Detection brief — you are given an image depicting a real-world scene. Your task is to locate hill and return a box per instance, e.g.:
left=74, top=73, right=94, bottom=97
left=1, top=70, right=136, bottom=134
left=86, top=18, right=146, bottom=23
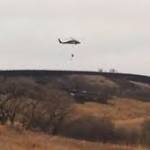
left=0, top=70, right=149, bottom=149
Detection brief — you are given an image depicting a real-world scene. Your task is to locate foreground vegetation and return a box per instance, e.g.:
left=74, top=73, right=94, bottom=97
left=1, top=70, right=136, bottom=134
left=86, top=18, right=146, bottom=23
left=0, top=125, right=148, bottom=150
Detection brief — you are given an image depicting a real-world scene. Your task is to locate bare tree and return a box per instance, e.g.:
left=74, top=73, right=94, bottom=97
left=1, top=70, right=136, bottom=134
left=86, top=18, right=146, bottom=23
left=0, top=77, right=74, bottom=134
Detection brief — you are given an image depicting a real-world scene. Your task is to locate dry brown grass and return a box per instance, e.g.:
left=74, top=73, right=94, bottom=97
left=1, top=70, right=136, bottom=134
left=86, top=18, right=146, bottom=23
left=70, top=98, right=150, bottom=129
left=0, top=125, right=148, bottom=150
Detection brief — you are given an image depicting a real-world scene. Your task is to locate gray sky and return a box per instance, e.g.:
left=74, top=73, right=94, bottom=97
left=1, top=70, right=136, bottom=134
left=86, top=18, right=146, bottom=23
left=0, top=0, right=150, bottom=75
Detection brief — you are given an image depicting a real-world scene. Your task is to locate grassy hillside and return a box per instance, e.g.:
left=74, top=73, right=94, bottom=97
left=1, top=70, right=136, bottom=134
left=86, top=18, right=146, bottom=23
left=70, top=98, right=150, bottom=131
left=0, top=70, right=149, bottom=149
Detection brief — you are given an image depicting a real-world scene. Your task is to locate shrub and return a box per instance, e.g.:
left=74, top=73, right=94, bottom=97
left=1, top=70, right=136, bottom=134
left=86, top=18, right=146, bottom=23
left=141, top=119, right=150, bottom=146
left=59, top=116, right=115, bottom=142
left=114, top=127, right=140, bottom=144
left=0, top=77, right=74, bottom=135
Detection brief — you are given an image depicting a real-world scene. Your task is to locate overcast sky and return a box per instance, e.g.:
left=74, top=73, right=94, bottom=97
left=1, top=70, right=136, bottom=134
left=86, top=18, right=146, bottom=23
left=0, top=0, right=150, bottom=75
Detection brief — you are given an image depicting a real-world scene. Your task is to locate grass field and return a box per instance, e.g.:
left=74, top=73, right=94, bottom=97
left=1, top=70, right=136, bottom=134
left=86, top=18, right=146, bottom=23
left=70, top=98, right=150, bottom=129
left=0, top=125, right=148, bottom=150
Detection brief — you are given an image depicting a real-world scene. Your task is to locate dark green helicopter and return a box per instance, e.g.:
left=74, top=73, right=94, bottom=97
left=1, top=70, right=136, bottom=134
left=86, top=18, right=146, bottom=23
left=58, top=38, right=80, bottom=45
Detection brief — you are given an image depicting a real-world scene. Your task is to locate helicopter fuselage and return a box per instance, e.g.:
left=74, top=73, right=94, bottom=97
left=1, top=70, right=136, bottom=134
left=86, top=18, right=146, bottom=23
left=58, top=39, right=80, bottom=45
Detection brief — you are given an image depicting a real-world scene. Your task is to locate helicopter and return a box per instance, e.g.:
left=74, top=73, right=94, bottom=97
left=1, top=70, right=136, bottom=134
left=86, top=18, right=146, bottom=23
left=58, top=38, right=80, bottom=45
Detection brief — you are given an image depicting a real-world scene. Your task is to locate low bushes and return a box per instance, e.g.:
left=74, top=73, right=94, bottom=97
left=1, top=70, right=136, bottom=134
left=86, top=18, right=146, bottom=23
left=114, top=127, right=140, bottom=145
left=59, top=116, right=150, bottom=147
left=0, top=77, right=74, bottom=134
left=141, top=119, right=150, bottom=146
left=59, top=116, right=114, bottom=142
